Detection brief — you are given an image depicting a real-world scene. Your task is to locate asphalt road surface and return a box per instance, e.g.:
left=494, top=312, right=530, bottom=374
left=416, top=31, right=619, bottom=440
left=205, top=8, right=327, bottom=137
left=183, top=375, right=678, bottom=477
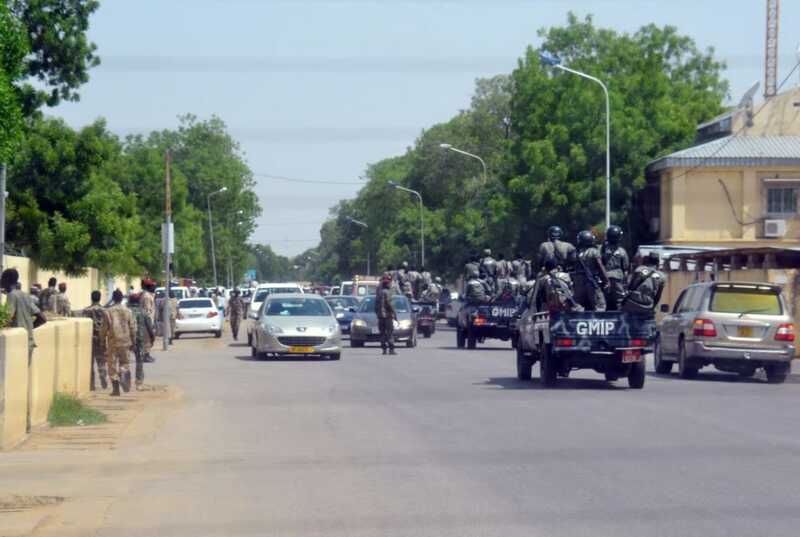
left=93, top=324, right=800, bottom=537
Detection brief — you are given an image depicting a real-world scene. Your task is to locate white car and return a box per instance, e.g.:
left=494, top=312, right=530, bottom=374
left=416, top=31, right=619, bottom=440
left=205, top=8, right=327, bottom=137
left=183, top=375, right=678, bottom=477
left=156, top=286, right=190, bottom=300
left=175, top=298, right=223, bottom=338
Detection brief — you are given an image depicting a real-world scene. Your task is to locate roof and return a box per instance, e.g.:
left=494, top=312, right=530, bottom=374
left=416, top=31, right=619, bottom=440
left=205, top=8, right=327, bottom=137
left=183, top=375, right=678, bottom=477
left=647, top=135, right=800, bottom=174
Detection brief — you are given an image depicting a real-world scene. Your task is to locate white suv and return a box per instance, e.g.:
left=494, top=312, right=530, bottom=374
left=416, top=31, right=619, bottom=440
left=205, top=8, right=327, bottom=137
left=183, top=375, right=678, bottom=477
left=246, top=283, right=304, bottom=345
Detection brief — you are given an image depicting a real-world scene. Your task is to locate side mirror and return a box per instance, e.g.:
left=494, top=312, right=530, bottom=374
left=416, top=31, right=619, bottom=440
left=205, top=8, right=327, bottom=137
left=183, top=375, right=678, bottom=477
left=660, top=304, right=669, bottom=313
left=412, top=306, right=421, bottom=313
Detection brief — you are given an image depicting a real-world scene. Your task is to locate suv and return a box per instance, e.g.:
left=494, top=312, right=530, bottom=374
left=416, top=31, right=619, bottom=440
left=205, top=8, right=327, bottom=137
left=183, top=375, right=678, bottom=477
left=656, top=281, right=795, bottom=383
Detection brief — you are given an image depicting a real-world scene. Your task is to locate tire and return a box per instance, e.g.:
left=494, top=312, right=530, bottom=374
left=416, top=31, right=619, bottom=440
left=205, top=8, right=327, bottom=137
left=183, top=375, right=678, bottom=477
left=251, top=345, right=257, bottom=358
left=516, top=346, right=533, bottom=381
left=539, top=345, right=557, bottom=387
left=456, top=329, right=465, bottom=349
left=628, top=360, right=646, bottom=389
left=247, top=332, right=252, bottom=346
left=766, top=363, right=789, bottom=384
left=604, top=372, right=619, bottom=382
left=738, top=368, right=756, bottom=379
left=214, top=330, right=222, bottom=338
left=678, top=339, right=698, bottom=379
left=351, top=339, right=364, bottom=348
left=654, top=336, right=673, bottom=374
left=511, top=335, right=518, bottom=349
left=467, top=332, right=477, bottom=350
left=174, top=333, right=180, bottom=340
left=327, top=353, right=341, bottom=361
left=423, top=328, right=431, bottom=338
left=406, top=332, right=417, bottom=348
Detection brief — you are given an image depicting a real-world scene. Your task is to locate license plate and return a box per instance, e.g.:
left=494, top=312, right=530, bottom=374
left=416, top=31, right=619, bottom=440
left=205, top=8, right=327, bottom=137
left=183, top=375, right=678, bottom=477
left=621, top=349, right=641, bottom=363
left=289, top=346, right=314, bottom=354
left=738, top=326, right=753, bottom=337
left=188, top=313, right=203, bottom=318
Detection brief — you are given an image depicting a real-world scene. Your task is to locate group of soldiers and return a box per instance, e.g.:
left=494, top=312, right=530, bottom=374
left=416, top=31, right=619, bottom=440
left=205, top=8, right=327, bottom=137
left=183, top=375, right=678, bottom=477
left=385, top=262, right=444, bottom=303
left=463, top=225, right=665, bottom=314
left=31, top=277, right=73, bottom=318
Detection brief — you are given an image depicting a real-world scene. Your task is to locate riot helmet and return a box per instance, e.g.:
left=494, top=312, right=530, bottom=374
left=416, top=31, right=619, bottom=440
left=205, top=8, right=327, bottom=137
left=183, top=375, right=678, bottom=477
left=547, top=226, right=563, bottom=241
left=606, top=225, right=623, bottom=245
left=577, top=230, right=596, bottom=248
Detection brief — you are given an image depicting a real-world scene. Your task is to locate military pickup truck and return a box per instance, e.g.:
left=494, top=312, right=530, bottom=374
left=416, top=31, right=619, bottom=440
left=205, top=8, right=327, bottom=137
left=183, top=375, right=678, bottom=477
left=456, top=298, right=521, bottom=350
left=516, top=310, right=657, bottom=388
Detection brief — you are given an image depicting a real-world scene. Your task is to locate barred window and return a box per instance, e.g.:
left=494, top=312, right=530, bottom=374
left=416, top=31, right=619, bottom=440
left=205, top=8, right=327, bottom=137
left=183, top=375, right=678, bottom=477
left=767, top=187, right=797, bottom=214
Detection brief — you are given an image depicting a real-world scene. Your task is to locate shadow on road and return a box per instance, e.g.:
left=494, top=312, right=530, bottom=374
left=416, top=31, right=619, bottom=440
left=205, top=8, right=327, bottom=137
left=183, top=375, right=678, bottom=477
left=478, top=377, right=622, bottom=390
left=234, top=355, right=333, bottom=363
left=228, top=342, right=249, bottom=348
left=438, top=346, right=512, bottom=352
left=647, top=371, right=800, bottom=384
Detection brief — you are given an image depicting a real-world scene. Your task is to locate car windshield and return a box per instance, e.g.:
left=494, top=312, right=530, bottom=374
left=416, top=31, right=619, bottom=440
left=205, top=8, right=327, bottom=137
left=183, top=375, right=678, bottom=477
left=255, top=287, right=300, bottom=303
left=709, top=287, right=782, bottom=315
left=265, top=298, right=330, bottom=317
left=326, top=297, right=359, bottom=309
left=359, top=296, right=410, bottom=313
left=179, top=299, right=213, bottom=309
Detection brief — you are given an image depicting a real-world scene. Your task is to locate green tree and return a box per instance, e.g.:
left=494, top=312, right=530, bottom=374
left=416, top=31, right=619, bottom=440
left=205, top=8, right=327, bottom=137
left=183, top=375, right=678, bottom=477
left=0, top=1, right=28, bottom=162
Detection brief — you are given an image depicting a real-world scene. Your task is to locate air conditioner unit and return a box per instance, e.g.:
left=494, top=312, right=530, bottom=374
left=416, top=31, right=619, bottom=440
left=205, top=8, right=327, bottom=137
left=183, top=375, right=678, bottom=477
left=764, top=219, right=787, bottom=238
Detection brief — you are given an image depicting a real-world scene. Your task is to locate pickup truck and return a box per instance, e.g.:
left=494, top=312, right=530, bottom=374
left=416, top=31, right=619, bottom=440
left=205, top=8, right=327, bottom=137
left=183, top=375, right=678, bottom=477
left=516, top=310, right=656, bottom=388
left=456, top=298, right=521, bottom=350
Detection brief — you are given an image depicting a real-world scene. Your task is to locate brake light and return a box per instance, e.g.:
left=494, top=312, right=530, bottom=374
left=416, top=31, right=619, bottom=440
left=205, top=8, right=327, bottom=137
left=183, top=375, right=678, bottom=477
left=775, top=323, right=795, bottom=342
left=630, top=339, right=646, bottom=348
left=473, top=316, right=487, bottom=326
left=693, top=319, right=717, bottom=337
left=555, top=338, right=574, bottom=347
left=207, top=311, right=218, bottom=318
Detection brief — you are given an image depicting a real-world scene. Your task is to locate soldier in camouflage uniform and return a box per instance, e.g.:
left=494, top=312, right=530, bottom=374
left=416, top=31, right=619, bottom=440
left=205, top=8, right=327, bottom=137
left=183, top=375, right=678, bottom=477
left=128, top=293, right=154, bottom=390
left=226, top=289, right=246, bottom=340
left=537, top=226, right=576, bottom=273
left=623, top=252, right=666, bottom=314
left=55, top=282, right=72, bottom=317
left=106, top=289, right=135, bottom=396
left=533, top=257, right=583, bottom=313
left=573, top=230, right=609, bottom=312
left=479, top=249, right=497, bottom=286
left=140, top=279, right=157, bottom=362
left=601, top=225, right=630, bottom=310
left=82, top=291, right=110, bottom=390
left=464, top=266, right=491, bottom=306
left=39, top=277, right=58, bottom=316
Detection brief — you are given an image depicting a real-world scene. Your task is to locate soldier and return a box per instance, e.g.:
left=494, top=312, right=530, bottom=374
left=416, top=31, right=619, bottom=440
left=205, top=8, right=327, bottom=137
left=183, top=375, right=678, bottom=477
left=168, top=291, right=178, bottom=343
left=464, top=266, right=491, bottom=306
left=420, top=266, right=432, bottom=289
left=128, top=293, right=154, bottom=391
left=534, top=257, right=582, bottom=313
left=2, top=268, right=42, bottom=362
left=406, top=265, right=421, bottom=300
left=573, top=230, right=609, bottom=312
left=538, top=226, right=576, bottom=273
left=226, top=289, right=246, bottom=340
left=511, top=252, right=528, bottom=284
left=601, top=225, right=630, bottom=310
left=375, top=275, right=397, bottom=355
left=55, top=282, right=71, bottom=317
left=140, top=279, right=157, bottom=362
left=106, top=289, right=135, bottom=396
left=479, top=248, right=497, bottom=284
left=82, top=291, right=110, bottom=391
left=623, top=252, right=666, bottom=314
left=39, top=277, right=58, bottom=315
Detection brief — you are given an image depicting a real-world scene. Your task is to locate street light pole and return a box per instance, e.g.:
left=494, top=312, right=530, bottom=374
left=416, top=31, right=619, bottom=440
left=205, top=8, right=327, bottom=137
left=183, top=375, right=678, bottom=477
left=439, top=144, right=488, bottom=185
left=346, top=216, right=370, bottom=275
left=540, top=52, right=611, bottom=228
left=207, top=187, right=227, bottom=287
left=388, top=182, right=424, bottom=268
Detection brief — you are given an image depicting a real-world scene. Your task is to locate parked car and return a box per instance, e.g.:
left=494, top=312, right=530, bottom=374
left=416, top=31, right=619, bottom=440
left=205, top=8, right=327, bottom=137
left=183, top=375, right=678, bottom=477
left=325, top=295, right=361, bottom=335
left=350, top=295, right=418, bottom=348
left=175, top=298, right=222, bottom=338
left=656, top=281, right=795, bottom=383
left=250, top=293, right=341, bottom=360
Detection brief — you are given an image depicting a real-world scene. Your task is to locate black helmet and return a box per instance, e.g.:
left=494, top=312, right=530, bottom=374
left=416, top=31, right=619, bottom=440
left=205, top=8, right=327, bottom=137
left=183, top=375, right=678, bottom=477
left=645, top=252, right=660, bottom=266
left=606, top=225, right=623, bottom=245
left=577, top=230, right=595, bottom=248
left=547, top=226, right=563, bottom=240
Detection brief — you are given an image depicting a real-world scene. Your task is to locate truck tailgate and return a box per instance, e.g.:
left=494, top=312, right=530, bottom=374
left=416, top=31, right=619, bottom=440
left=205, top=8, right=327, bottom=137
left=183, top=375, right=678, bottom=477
left=548, top=312, right=656, bottom=346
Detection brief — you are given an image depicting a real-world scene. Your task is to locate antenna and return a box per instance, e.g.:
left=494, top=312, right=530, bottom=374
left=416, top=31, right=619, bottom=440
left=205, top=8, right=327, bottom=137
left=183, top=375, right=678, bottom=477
left=738, top=81, right=760, bottom=109
left=764, top=0, right=779, bottom=98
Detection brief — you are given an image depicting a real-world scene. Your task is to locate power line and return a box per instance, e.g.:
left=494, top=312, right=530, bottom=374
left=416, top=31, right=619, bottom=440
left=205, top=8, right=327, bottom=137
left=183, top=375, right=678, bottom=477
left=254, top=172, right=363, bottom=185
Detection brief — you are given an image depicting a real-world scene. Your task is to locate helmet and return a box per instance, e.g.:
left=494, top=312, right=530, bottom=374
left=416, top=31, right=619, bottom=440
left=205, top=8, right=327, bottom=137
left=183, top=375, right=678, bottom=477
left=483, top=248, right=492, bottom=257
left=547, top=226, right=563, bottom=240
left=577, top=230, right=596, bottom=248
left=606, top=225, right=623, bottom=245
left=466, top=266, right=480, bottom=279
left=435, top=276, right=442, bottom=283
left=401, top=261, right=409, bottom=269
left=645, top=252, right=660, bottom=266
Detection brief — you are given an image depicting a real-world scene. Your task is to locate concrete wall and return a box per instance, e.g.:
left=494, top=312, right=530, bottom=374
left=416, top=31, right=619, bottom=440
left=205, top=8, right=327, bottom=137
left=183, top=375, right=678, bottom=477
left=0, top=328, right=30, bottom=450
left=0, top=318, right=94, bottom=448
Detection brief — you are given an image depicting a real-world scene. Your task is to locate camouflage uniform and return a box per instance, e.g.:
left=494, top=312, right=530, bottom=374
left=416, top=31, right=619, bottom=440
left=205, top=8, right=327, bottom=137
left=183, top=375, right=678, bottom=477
left=106, top=302, right=135, bottom=382
left=168, top=297, right=178, bottom=341
left=55, top=293, right=72, bottom=317
left=601, top=243, right=630, bottom=310
left=82, top=304, right=110, bottom=390
left=623, top=265, right=666, bottom=314
left=538, top=240, right=576, bottom=272
left=465, top=273, right=491, bottom=306
left=39, top=287, right=58, bottom=316
left=538, top=269, right=582, bottom=313
left=130, top=304, right=154, bottom=388
left=374, top=287, right=396, bottom=353
left=226, top=295, right=246, bottom=340
left=140, top=290, right=156, bottom=354
left=574, top=247, right=607, bottom=312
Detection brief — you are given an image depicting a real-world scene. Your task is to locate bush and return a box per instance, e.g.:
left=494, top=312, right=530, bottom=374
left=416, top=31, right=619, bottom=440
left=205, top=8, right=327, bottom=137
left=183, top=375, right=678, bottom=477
left=48, top=393, right=107, bottom=427
left=0, top=302, right=9, bottom=329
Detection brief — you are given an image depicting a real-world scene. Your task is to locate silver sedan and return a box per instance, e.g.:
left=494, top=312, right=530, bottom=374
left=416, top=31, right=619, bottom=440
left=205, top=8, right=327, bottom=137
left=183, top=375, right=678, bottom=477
left=251, top=293, right=342, bottom=360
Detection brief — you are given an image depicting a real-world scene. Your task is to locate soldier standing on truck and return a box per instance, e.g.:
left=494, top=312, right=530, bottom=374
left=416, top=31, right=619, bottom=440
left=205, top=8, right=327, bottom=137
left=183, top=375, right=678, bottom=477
left=479, top=249, right=497, bottom=287
left=538, top=226, right=576, bottom=273
left=464, top=266, right=491, bottom=305
left=601, top=225, right=630, bottom=310
left=535, top=257, right=583, bottom=313
left=622, top=252, right=666, bottom=314
left=573, top=230, right=610, bottom=312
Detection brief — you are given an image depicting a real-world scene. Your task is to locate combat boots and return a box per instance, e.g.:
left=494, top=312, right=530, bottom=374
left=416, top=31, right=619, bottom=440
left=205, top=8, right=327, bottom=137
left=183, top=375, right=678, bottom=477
left=143, top=353, right=155, bottom=363
left=110, top=381, right=121, bottom=396
left=99, top=370, right=108, bottom=390
left=120, top=371, right=132, bottom=393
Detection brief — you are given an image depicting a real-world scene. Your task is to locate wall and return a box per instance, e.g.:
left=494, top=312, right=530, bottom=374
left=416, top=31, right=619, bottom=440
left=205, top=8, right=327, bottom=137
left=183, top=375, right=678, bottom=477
left=733, top=87, right=800, bottom=137
left=0, top=328, right=30, bottom=450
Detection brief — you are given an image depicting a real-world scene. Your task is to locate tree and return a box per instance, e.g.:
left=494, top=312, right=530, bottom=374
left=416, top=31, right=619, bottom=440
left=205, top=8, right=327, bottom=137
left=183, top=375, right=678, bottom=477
left=0, top=1, right=28, bottom=162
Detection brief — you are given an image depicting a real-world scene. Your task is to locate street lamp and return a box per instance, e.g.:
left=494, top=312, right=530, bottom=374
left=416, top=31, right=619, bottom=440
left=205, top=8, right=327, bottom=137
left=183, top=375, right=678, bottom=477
left=207, top=186, right=227, bottom=287
left=539, top=51, right=611, bottom=228
left=346, top=216, right=371, bottom=275
left=388, top=181, right=425, bottom=268
left=439, top=143, right=488, bottom=185
left=227, top=211, right=245, bottom=288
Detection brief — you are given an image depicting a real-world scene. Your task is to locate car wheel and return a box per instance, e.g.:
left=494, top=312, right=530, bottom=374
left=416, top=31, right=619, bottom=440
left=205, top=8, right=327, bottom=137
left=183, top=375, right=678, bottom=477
left=214, top=330, right=222, bottom=338
left=456, top=329, right=465, bottom=349
left=247, top=333, right=252, bottom=346
left=678, top=339, right=698, bottom=379
left=174, top=333, right=181, bottom=340
left=516, top=346, right=533, bottom=381
left=467, top=332, right=477, bottom=350
left=327, top=353, right=341, bottom=361
left=654, top=336, right=673, bottom=374
left=628, top=360, right=646, bottom=389
left=511, top=335, right=518, bottom=349
left=423, top=328, right=431, bottom=338
left=406, top=332, right=417, bottom=348
left=604, top=372, right=619, bottom=382
left=351, top=339, right=364, bottom=348
left=765, top=363, right=789, bottom=384
left=251, top=345, right=256, bottom=358
left=539, top=344, right=557, bottom=387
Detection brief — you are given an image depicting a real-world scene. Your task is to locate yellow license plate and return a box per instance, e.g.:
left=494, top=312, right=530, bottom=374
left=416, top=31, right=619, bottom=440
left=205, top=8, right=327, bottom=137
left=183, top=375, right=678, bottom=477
left=738, top=326, right=753, bottom=337
left=289, top=346, right=315, bottom=354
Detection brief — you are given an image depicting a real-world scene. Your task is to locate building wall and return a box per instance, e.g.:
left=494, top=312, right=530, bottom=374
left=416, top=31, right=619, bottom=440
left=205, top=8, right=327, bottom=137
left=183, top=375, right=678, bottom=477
left=733, top=87, right=800, bottom=136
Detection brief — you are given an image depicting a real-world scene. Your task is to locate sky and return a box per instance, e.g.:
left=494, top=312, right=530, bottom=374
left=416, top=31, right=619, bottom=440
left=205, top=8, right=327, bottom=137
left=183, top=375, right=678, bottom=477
left=53, top=0, right=800, bottom=257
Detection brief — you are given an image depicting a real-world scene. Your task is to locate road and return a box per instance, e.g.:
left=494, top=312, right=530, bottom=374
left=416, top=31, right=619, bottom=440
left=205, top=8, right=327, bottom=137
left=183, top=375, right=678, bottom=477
left=35, top=325, right=800, bottom=536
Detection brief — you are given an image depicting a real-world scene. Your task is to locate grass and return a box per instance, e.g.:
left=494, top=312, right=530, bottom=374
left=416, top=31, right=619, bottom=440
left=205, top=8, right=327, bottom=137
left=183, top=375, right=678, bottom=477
left=48, top=393, right=108, bottom=427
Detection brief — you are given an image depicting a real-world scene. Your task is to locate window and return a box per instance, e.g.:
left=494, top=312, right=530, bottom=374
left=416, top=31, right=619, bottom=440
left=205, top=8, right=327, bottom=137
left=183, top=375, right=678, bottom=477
left=264, top=298, right=330, bottom=317
left=767, top=187, right=797, bottom=215
left=709, top=287, right=782, bottom=315
left=179, top=299, right=213, bottom=309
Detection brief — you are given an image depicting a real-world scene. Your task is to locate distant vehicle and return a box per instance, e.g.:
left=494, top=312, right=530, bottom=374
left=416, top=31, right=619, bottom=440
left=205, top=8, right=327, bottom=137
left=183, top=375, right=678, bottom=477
left=414, top=301, right=437, bottom=338
left=331, top=286, right=341, bottom=296
left=250, top=293, right=341, bottom=360
left=325, top=295, right=361, bottom=335
left=656, top=281, right=795, bottom=383
left=456, top=296, right=521, bottom=350
left=155, top=286, right=190, bottom=300
left=175, top=298, right=222, bottom=338
left=350, top=295, right=418, bottom=348
left=340, top=277, right=379, bottom=297
left=246, top=283, right=305, bottom=345
left=445, top=293, right=462, bottom=327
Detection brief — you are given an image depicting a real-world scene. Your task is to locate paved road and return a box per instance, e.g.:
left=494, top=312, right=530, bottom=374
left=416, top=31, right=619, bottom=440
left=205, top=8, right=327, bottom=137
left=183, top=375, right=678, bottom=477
left=93, top=324, right=799, bottom=537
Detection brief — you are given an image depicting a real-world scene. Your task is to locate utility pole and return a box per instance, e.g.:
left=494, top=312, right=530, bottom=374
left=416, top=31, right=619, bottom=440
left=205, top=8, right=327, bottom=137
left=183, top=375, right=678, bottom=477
left=764, top=0, right=780, bottom=98
left=162, top=151, right=173, bottom=351
left=0, top=164, right=6, bottom=278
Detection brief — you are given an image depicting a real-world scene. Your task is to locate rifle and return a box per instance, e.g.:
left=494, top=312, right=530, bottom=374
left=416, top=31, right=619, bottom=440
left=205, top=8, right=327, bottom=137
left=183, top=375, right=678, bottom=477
left=575, top=251, right=605, bottom=291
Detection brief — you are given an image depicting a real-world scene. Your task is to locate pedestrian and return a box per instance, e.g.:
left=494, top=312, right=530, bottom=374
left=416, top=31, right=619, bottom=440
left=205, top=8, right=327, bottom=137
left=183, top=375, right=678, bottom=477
left=2, top=268, right=43, bottom=361
left=106, top=289, right=135, bottom=396
left=140, top=279, right=157, bottom=362
left=622, top=252, right=666, bottom=314
left=82, top=291, right=110, bottom=391
left=601, top=225, right=630, bottom=310
left=168, top=291, right=178, bottom=343
left=226, top=289, right=245, bottom=340
left=573, top=230, right=610, bottom=312
left=39, top=277, right=58, bottom=315
left=55, top=282, right=72, bottom=317
left=375, top=275, right=397, bottom=355
left=128, top=293, right=154, bottom=391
